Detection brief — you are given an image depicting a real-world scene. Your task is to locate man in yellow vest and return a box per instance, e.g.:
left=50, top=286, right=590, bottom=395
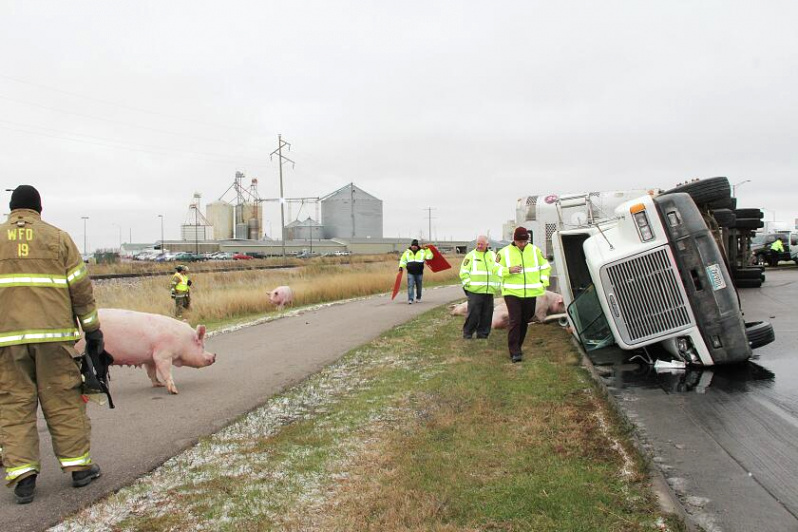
left=459, top=235, right=500, bottom=339
left=170, top=265, right=192, bottom=317
left=497, top=227, right=551, bottom=362
left=399, top=239, right=433, bottom=304
left=770, top=238, right=785, bottom=266
left=0, top=185, right=103, bottom=504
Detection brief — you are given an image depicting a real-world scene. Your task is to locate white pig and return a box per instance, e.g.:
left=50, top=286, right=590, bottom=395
left=450, top=301, right=469, bottom=316
left=492, top=300, right=509, bottom=329
left=75, top=308, right=216, bottom=395
left=533, top=291, right=566, bottom=323
left=269, top=285, right=294, bottom=310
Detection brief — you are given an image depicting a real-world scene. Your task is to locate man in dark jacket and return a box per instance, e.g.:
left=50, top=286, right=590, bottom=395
left=398, top=239, right=433, bottom=304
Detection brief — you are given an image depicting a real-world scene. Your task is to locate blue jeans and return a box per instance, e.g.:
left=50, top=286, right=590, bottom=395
left=407, top=273, right=423, bottom=301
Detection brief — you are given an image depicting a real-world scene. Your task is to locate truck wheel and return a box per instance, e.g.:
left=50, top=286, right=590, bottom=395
left=735, top=278, right=763, bottom=288
left=731, top=218, right=765, bottom=230
left=661, top=177, right=731, bottom=207
left=712, top=209, right=736, bottom=227
left=754, top=253, right=766, bottom=266
left=745, top=321, right=775, bottom=349
left=732, top=268, right=764, bottom=280
left=733, top=208, right=764, bottom=219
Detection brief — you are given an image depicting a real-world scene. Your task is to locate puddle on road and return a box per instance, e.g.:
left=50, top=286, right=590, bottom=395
left=590, top=350, right=776, bottom=395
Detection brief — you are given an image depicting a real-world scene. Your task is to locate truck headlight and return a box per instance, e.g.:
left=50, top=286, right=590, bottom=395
left=630, top=203, right=655, bottom=242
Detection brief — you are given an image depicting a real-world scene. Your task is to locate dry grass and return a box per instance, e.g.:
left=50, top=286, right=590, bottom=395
left=93, top=255, right=463, bottom=326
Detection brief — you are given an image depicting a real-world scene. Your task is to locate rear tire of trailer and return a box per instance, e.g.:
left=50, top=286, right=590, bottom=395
left=735, top=278, right=763, bottom=288
left=745, top=321, right=775, bottom=349
left=712, top=209, right=736, bottom=227
left=733, top=208, right=764, bottom=219
left=661, top=176, right=731, bottom=207
left=731, top=218, right=765, bottom=230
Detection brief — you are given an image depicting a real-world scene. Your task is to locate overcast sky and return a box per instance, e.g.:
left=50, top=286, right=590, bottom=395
left=2, top=1, right=796, bottom=251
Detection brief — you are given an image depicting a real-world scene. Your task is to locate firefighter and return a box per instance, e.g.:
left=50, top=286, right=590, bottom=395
left=459, top=235, right=500, bottom=339
left=398, top=239, right=433, bottom=304
left=0, top=185, right=103, bottom=504
left=170, top=265, right=192, bottom=317
left=497, top=227, right=551, bottom=362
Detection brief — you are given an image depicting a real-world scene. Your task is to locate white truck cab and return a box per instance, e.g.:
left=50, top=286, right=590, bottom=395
left=551, top=192, right=753, bottom=366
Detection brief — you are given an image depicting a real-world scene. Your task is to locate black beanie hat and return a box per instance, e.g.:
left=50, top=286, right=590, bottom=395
left=9, top=185, right=42, bottom=213
left=411, top=239, right=419, bottom=247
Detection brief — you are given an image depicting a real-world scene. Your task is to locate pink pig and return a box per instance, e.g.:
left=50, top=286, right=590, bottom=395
left=533, top=290, right=566, bottom=323
left=450, top=301, right=469, bottom=316
left=492, top=300, right=509, bottom=329
left=269, top=285, right=294, bottom=310
left=75, top=308, right=216, bottom=395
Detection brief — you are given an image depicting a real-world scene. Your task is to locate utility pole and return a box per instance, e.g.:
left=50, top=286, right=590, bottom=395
left=158, top=215, right=164, bottom=254
left=270, top=134, right=295, bottom=261
left=81, top=216, right=89, bottom=256
left=425, top=207, right=436, bottom=243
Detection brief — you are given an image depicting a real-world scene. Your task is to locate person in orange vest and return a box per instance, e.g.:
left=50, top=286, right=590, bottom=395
left=0, top=185, right=104, bottom=504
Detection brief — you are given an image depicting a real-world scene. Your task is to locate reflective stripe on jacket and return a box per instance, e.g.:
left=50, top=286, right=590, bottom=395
left=0, top=209, right=100, bottom=346
left=399, top=248, right=432, bottom=275
left=171, top=273, right=190, bottom=293
left=459, top=249, right=500, bottom=294
left=497, top=243, right=551, bottom=298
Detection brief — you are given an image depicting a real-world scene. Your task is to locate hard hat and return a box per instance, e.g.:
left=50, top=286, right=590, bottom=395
left=176, top=265, right=188, bottom=272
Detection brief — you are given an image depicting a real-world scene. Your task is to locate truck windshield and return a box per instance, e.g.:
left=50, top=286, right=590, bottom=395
left=567, top=283, right=616, bottom=352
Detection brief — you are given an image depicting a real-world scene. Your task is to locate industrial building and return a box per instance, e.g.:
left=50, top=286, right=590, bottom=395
left=320, top=183, right=383, bottom=239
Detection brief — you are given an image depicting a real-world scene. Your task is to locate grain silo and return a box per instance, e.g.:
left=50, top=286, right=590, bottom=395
left=320, top=183, right=382, bottom=239
left=206, top=201, right=234, bottom=240
left=242, top=202, right=262, bottom=240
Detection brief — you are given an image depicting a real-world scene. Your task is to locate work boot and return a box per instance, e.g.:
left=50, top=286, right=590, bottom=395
left=14, top=475, right=36, bottom=504
left=72, top=464, right=102, bottom=488
left=511, top=354, right=523, bottom=363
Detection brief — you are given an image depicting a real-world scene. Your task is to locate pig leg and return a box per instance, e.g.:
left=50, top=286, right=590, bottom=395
left=153, top=352, right=179, bottom=394
left=145, top=363, right=166, bottom=388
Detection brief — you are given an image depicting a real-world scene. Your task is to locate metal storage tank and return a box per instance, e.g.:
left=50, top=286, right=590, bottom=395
left=247, top=218, right=259, bottom=240
left=206, top=201, right=234, bottom=240
left=241, top=202, right=262, bottom=240
left=320, top=183, right=382, bottom=239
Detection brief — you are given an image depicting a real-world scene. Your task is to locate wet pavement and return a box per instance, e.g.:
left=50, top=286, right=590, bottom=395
left=589, top=266, right=798, bottom=532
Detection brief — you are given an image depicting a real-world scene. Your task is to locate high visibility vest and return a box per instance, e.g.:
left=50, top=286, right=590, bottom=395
left=399, top=248, right=432, bottom=274
left=0, top=209, right=100, bottom=347
left=171, top=273, right=190, bottom=293
left=770, top=239, right=784, bottom=252
left=459, top=249, right=500, bottom=294
left=497, top=243, right=551, bottom=298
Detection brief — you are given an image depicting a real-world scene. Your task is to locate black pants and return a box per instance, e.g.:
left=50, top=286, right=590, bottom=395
left=463, top=292, right=494, bottom=339
left=505, top=295, right=536, bottom=358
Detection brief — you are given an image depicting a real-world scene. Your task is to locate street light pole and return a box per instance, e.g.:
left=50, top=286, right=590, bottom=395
left=158, top=215, right=164, bottom=254
left=81, top=216, right=89, bottom=256
left=732, top=179, right=752, bottom=197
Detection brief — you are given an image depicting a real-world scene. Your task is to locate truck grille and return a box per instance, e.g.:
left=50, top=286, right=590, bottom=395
left=601, top=247, right=692, bottom=344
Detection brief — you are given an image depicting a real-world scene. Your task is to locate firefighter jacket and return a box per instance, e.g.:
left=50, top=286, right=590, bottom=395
left=0, top=209, right=100, bottom=347
left=770, top=239, right=784, bottom=253
left=171, top=272, right=190, bottom=294
left=459, top=248, right=500, bottom=295
left=399, top=247, right=433, bottom=275
left=497, top=242, right=551, bottom=298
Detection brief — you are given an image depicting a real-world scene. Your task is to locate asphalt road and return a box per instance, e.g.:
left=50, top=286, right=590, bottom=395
left=0, top=285, right=464, bottom=532
left=594, top=267, right=798, bottom=532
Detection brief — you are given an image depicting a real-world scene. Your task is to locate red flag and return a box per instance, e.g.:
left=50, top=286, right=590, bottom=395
left=391, top=270, right=403, bottom=300
left=425, top=244, right=451, bottom=272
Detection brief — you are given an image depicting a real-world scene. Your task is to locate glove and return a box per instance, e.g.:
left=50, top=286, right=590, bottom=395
left=81, top=329, right=115, bottom=408
left=187, top=280, right=193, bottom=287
left=398, top=267, right=403, bottom=272
left=85, top=329, right=104, bottom=359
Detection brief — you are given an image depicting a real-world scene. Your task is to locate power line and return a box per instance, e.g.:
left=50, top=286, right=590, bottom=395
left=0, top=92, right=252, bottom=146
left=0, top=73, right=257, bottom=133
left=0, top=119, right=270, bottom=166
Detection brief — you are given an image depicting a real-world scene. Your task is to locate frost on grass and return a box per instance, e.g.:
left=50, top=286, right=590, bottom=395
left=51, top=334, right=422, bottom=532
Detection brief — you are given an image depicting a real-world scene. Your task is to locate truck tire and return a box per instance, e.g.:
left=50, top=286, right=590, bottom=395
left=735, top=278, right=763, bottom=288
left=731, top=218, right=765, bottom=230
left=712, top=209, right=736, bottom=227
left=745, top=321, right=775, bottom=349
left=733, top=208, right=764, bottom=219
left=661, top=177, right=731, bottom=207
left=732, top=267, right=764, bottom=280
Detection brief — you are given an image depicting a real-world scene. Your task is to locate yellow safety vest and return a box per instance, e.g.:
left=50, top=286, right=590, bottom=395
left=497, top=243, right=551, bottom=298
left=459, top=249, right=500, bottom=294
left=171, top=273, right=190, bottom=293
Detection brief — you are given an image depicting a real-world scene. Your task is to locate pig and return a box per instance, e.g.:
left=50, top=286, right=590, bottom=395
left=450, top=301, right=469, bottom=316
left=75, top=308, right=216, bottom=395
left=269, top=285, right=294, bottom=311
left=492, top=300, right=509, bottom=329
left=533, top=290, right=566, bottom=323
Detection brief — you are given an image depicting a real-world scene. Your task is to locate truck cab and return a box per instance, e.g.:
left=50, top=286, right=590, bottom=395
left=552, top=192, right=760, bottom=366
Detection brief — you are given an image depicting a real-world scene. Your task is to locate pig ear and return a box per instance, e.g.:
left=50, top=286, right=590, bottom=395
left=196, top=324, right=206, bottom=341
left=557, top=296, right=563, bottom=303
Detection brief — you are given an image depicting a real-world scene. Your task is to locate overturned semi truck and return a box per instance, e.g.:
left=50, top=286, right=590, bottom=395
left=517, top=178, right=774, bottom=366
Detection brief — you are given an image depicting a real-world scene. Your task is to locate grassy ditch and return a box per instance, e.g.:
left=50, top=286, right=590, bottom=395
left=54, top=305, right=682, bottom=532
left=93, top=256, right=462, bottom=328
